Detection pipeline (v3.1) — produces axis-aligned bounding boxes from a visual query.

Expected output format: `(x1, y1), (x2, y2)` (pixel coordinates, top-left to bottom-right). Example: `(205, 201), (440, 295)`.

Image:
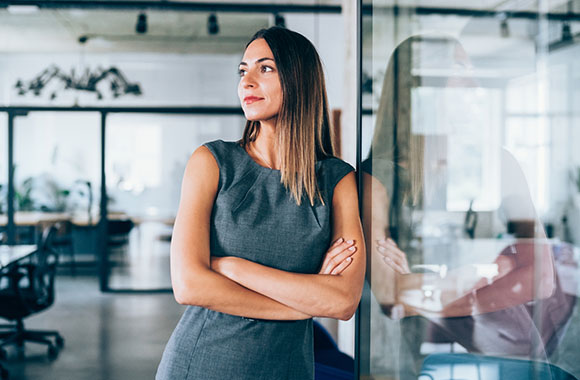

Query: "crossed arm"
(171, 146), (366, 321)
(365, 173), (556, 318)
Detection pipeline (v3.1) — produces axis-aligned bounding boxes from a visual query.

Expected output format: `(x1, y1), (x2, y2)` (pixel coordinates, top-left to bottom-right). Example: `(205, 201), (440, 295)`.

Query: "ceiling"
(0, 9), (272, 54)
(0, 0), (578, 54)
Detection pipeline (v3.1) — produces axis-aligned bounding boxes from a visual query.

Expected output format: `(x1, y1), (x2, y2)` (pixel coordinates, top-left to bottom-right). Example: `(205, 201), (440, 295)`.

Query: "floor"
(0, 274), (185, 380)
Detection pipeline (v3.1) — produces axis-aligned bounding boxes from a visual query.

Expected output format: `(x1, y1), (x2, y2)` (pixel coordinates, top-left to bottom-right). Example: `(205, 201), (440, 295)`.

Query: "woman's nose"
(241, 71), (256, 88)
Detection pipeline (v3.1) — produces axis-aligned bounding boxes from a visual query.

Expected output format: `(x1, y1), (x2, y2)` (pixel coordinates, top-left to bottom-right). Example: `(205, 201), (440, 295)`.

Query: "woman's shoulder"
(317, 156), (355, 199)
(318, 156), (355, 177)
(198, 139), (250, 190)
(203, 139), (240, 159)
(201, 139), (246, 168)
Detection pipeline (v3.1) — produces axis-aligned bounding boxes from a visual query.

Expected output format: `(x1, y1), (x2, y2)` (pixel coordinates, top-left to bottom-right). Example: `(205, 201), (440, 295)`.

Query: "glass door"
(358, 2), (580, 379)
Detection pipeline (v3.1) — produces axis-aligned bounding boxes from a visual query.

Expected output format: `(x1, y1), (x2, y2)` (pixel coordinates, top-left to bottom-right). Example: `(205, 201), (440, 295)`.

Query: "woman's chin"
(243, 113), (277, 123)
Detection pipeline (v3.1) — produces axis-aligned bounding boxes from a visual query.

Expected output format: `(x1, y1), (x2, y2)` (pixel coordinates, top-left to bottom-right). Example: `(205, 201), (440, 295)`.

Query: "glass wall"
(104, 113), (246, 290)
(0, 113), (6, 243)
(359, 2), (580, 379)
(12, 111), (101, 261)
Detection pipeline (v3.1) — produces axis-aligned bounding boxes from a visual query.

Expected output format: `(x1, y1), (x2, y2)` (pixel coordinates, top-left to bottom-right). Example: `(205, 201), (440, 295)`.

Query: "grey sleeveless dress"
(156, 139), (354, 380)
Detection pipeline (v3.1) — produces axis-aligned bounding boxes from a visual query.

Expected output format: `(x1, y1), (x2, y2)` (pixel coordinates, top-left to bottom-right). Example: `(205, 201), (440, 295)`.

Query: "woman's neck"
(253, 122), (280, 170)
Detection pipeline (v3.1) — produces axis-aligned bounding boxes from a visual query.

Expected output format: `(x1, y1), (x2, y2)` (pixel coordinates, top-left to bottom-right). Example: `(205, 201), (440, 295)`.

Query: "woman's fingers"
(332, 237), (344, 246)
(331, 256), (353, 275)
(320, 239), (355, 271)
(322, 245), (357, 274)
(376, 239), (410, 274)
(382, 255), (409, 274)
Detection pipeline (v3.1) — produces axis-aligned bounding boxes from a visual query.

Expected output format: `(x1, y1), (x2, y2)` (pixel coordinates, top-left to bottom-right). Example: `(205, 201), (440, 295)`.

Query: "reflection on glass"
(105, 114), (245, 290)
(361, 9), (580, 379)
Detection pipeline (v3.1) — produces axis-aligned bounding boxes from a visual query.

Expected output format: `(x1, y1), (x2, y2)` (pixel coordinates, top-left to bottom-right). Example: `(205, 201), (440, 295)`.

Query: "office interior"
(0, 0), (579, 379)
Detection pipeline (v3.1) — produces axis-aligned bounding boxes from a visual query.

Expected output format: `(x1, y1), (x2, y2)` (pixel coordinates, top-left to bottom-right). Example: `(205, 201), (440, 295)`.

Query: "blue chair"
(313, 320), (354, 380)
(419, 353), (577, 380)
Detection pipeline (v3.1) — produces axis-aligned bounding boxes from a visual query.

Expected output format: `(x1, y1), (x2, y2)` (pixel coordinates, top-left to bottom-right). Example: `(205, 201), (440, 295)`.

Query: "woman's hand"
(376, 238), (410, 274)
(211, 238), (357, 279)
(318, 238), (357, 275)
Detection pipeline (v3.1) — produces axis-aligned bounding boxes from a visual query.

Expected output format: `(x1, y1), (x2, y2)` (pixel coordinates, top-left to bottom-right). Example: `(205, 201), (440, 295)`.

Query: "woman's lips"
(244, 96), (263, 105)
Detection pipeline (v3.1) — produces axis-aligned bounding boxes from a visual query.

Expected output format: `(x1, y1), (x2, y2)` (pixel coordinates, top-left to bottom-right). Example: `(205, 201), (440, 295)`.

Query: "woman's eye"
(261, 65), (273, 73)
(238, 68), (246, 77)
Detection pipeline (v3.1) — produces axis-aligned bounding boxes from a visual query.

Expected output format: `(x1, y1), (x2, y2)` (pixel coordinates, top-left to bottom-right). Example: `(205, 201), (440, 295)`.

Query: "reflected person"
(362, 34), (575, 379)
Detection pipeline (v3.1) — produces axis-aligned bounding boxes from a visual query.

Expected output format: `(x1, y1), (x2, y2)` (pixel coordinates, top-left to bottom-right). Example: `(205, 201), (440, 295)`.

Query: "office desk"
(0, 245), (37, 269)
(0, 212), (174, 227)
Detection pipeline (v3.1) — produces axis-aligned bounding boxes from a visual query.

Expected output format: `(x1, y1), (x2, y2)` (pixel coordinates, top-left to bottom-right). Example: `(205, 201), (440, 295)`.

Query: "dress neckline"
(235, 142), (281, 173)
(233, 141), (328, 173)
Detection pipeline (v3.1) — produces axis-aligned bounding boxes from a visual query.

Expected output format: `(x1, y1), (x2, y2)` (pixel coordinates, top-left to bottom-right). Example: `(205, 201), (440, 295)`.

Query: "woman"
(156, 27), (365, 380)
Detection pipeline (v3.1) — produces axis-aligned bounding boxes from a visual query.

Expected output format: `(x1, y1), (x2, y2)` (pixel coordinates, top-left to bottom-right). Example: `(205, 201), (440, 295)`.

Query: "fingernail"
(336, 237), (343, 244)
(347, 239), (354, 244)
(349, 246), (356, 251)
(377, 246), (385, 253)
(347, 257), (352, 262)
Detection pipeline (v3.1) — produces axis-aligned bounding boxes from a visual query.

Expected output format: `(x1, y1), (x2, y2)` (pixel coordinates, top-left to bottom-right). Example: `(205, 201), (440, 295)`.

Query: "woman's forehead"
(241, 39), (275, 63)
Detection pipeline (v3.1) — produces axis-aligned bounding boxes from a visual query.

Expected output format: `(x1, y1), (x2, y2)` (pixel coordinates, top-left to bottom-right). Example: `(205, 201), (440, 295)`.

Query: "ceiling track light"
(6, 5), (39, 14)
(274, 13), (286, 28)
(498, 12), (509, 38)
(136, 12), (147, 34)
(561, 22), (573, 42)
(207, 13), (219, 35)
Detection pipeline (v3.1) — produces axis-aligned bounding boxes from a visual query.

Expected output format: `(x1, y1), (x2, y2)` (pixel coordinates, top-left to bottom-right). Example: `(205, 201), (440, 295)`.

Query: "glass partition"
(359, 2), (580, 379)
(104, 113), (246, 290)
(12, 111), (101, 263)
(0, 113), (6, 243)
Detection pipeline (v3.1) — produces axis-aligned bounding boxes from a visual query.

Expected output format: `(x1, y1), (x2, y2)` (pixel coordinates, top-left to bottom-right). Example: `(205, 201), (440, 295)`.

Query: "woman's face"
(238, 38), (283, 124)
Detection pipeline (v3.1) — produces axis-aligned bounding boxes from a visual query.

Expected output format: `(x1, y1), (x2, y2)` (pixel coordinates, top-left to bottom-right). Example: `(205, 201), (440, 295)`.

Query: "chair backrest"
(107, 219), (134, 235)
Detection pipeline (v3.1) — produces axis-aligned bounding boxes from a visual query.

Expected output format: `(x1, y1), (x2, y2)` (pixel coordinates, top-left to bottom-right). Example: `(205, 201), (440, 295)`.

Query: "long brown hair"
(239, 27), (335, 206)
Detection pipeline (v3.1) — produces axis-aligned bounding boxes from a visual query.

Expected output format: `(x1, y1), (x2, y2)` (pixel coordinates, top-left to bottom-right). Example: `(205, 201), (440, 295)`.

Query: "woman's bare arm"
(171, 146), (311, 320)
(211, 171), (366, 321)
(362, 173), (401, 308)
(440, 241), (556, 317)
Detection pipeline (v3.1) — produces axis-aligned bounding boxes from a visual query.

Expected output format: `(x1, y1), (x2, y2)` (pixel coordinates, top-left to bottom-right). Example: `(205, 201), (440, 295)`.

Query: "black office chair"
(107, 219), (134, 265)
(50, 221), (75, 275)
(0, 225), (64, 360)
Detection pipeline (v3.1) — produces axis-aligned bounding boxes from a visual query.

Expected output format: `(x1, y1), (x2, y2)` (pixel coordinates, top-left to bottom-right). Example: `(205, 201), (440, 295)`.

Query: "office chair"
(0, 225), (64, 360)
(51, 221), (75, 275)
(313, 320), (354, 380)
(107, 219), (134, 265)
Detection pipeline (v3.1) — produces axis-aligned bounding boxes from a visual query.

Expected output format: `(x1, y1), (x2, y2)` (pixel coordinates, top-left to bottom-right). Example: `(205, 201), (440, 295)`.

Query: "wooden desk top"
(0, 212), (175, 227)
